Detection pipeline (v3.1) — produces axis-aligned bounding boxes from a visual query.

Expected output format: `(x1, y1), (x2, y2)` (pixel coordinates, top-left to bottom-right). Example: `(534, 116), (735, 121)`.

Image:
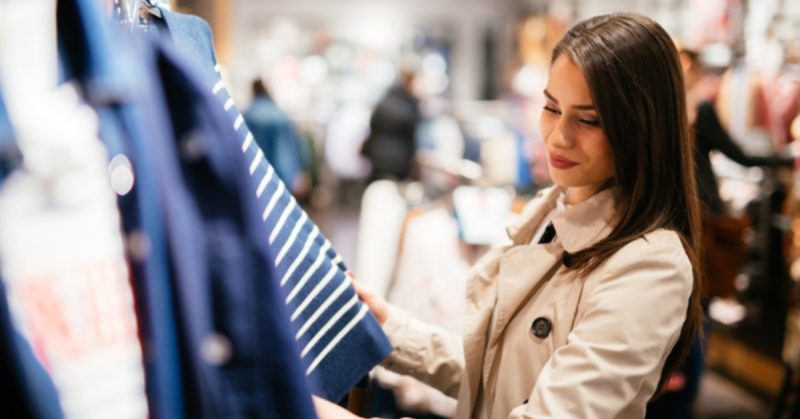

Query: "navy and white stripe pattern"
(210, 65), (391, 401)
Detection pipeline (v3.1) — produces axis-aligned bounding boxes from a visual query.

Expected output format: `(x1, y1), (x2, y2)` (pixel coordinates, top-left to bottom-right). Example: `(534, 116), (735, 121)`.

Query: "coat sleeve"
(509, 230), (694, 419)
(380, 304), (465, 398)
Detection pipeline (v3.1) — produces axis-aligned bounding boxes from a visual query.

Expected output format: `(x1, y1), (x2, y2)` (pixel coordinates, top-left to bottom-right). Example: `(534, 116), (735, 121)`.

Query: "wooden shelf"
(706, 332), (784, 397)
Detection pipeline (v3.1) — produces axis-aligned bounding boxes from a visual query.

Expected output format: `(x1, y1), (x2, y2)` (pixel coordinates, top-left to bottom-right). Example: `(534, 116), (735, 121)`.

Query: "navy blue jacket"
(155, 9), (392, 402)
(57, 1), (185, 417)
(56, 0), (317, 417)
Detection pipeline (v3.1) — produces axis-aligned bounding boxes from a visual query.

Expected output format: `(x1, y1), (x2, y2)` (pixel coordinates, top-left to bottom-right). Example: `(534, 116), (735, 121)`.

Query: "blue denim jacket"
(157, 9), (392, 402)
(56, 0), (316, 417)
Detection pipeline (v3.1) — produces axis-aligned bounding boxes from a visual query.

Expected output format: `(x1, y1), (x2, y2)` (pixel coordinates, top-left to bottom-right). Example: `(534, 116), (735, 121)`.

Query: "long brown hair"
(552, 13), (703, 392)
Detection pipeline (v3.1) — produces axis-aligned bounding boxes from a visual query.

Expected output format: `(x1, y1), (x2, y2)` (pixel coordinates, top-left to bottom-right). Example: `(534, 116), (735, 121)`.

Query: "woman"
(317, 12), (702, 418)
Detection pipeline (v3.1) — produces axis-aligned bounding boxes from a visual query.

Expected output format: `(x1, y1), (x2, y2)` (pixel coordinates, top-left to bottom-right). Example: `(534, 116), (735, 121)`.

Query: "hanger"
(113, 0), (161, 29)
(113, 0), (140, 26)
(141, 0), (163, 19)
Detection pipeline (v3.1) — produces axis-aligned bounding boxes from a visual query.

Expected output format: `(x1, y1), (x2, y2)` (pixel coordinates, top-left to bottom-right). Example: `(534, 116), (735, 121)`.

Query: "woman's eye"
(543, 106), (561, 115)
(579, 118), (601, 127)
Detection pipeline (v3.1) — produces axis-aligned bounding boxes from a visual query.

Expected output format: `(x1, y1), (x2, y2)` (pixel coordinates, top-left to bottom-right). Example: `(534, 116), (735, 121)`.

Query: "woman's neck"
(564, 185), (599, 205)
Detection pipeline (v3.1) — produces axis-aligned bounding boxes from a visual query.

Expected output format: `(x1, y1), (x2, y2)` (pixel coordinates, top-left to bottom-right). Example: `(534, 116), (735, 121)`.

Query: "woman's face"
(540, 54), (615, 204)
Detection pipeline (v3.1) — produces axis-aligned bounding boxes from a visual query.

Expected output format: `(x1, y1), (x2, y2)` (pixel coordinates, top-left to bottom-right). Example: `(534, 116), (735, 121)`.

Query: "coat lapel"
(489, 185), (567, 348)
(458, 186), (563, 414)
(505, 186), (564, 244)
(458, 185), (620, 417)
(490, 244), (563, 349)
(490, 187), (619, 346)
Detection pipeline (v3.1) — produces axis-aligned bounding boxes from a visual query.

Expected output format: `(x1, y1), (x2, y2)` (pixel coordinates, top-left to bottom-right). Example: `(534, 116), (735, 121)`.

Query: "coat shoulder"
(602, 229), (693, 285)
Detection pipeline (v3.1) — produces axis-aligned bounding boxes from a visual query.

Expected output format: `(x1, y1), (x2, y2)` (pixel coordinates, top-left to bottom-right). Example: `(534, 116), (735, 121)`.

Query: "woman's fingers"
(347, 271), (389, 325)
(312, 396), (363, 419)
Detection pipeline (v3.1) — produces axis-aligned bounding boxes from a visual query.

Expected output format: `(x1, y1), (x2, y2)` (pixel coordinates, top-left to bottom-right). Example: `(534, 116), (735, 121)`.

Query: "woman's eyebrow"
(543, 90), (558, 103)
(543, 89), (595, 110)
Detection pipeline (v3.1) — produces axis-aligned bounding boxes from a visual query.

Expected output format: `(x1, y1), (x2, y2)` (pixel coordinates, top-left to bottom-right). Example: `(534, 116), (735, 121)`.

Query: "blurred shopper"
(316, 13), (704, 418)
(680, 48), (794, 215)
(360, 70), (421, 183)
(244, 79), (310, 199)
(681, 48), (791, 303)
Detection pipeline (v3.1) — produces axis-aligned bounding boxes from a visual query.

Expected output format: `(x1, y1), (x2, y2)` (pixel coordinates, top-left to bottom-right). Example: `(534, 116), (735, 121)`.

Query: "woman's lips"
(549, 153), (579, 169)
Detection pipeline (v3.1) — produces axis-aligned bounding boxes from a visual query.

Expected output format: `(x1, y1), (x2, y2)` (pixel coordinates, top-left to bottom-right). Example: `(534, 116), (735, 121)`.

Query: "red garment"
(763, 71), (800, 146)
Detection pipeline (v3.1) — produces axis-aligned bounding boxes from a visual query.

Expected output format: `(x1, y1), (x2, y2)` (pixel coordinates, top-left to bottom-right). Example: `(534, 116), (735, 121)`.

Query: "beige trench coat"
(381, 186), (693, 418)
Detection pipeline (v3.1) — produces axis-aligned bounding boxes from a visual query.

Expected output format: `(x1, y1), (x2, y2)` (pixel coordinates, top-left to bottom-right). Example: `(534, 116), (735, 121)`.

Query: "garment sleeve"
(194, 15), (219, 68)
(380, 304), (465, 398)
(696, 101), (793, 167)
(508, 231), (693, 419)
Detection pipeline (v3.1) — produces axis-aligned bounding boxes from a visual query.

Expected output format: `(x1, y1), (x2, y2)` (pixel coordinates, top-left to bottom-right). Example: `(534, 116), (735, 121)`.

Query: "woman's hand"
(312, 396), (362, 419)
(347, 272), (389, 325)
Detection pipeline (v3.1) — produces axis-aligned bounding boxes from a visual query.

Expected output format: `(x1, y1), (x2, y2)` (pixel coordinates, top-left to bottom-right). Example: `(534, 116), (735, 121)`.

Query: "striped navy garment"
(156, 10), (392, 402)
(216, 72), (391, 401)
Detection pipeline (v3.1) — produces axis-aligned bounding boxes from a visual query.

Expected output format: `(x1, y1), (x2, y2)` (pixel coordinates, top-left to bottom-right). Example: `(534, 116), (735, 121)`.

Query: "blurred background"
(171, 0), (799, 417)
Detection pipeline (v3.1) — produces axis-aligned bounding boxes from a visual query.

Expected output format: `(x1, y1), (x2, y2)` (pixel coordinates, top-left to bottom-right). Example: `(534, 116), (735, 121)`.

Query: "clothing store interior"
(2, 0), (800, 418)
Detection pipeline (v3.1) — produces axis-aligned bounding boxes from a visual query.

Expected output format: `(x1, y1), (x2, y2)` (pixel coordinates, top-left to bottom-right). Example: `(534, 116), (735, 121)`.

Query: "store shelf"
(707, 331), (784, 397)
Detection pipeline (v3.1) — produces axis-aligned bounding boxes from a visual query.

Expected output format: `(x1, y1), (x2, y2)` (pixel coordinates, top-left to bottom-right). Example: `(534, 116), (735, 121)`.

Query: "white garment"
(0, 86), (148, 419)
(355, 180), (407, 298)
(324, 104), (371, 179)
(453, 186), (513, 246)
(389, 206), (471, 337)
(380, 207), (472, 417)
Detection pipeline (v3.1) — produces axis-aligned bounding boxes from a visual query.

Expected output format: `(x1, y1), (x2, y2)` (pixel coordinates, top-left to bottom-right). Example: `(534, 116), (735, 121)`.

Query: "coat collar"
(506, 185), (619, 253)
(58, 0), (137, 106)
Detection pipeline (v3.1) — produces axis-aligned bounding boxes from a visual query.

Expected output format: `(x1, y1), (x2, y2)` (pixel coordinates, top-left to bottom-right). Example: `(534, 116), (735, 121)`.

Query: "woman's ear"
(678, 52), (694, 75)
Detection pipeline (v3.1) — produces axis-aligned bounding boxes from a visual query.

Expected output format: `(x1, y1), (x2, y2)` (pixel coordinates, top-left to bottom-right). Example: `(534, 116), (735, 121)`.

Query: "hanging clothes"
(763, 69), (800, 147)
(0, 94), (20, 180)
(0, 80), (149, 419)
(389, 206), (471, 334)
(151, 8), (392, 402)
(55, 0), (318, 417)
(0, 2), (152, 414)
(354, 180), (407, 298)
(56, 1), (184, 417)
(143, 39), (316, 419)
(0, 92), (63, 419)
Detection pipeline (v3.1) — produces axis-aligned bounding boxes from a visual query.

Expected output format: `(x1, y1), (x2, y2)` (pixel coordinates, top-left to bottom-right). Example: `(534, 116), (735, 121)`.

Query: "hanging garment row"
(0, 0), (391, 418)
(140, 1), (391, 404)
